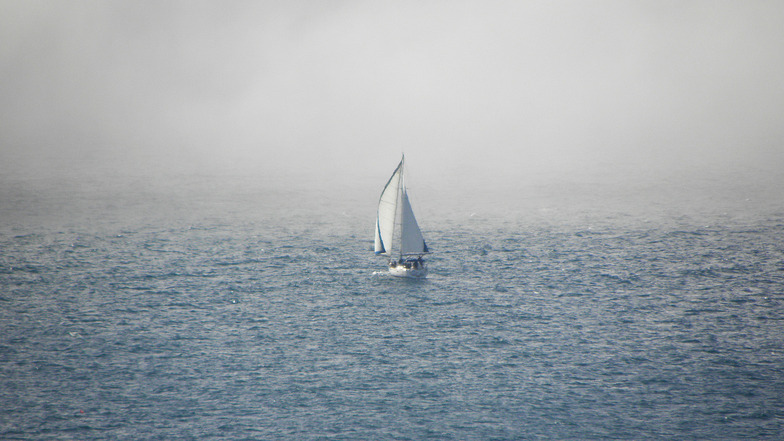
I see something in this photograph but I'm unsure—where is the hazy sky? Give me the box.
[2,0,783,186]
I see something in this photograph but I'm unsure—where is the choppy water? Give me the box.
[2,173,783,440]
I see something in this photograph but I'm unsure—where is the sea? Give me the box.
[1,168,783,440]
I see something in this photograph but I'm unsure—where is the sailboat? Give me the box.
[374,155,429,278]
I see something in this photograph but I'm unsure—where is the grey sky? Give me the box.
[2,0,783,186]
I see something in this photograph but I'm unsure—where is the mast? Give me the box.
[396,155,405,261]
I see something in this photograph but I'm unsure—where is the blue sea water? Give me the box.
[1,171,783,440]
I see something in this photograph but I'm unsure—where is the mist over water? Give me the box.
[2,158,781,238]
[2,1,784,439]
[2,1,784,184]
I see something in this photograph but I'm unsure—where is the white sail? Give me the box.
[374,159,402,255]
[399,190,428,255]
[375,155,429,278]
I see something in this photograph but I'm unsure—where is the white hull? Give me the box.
[389,263,427,278]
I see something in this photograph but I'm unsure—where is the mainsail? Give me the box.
[374,156,428,258]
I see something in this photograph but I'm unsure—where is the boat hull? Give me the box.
[388,264,427,278]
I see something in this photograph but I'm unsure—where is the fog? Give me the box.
[2,1,783,214]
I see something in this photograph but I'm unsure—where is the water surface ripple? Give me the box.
[1,186,783,440]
